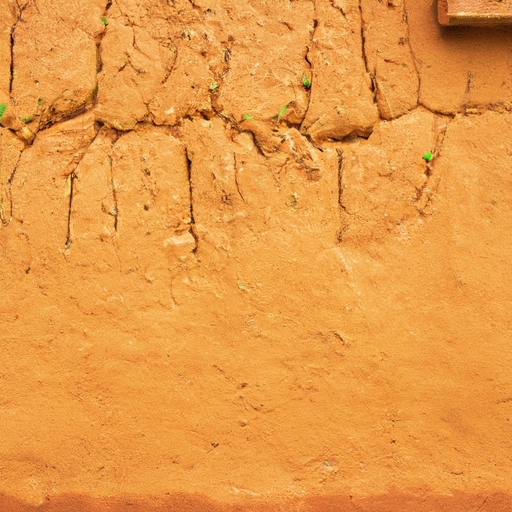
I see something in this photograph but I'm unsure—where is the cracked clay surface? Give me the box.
[2,0,512,510]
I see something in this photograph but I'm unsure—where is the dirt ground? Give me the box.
[1,0,512,510]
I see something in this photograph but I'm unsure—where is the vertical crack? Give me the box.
[463,70,472,113]
[2,151,23,225]
[95,0,113,85]
[64,127,102,248]
[162,47,178,85]
[233,154,246,203]
[65,171,76,248]
[358,1,372,84]
[9,0,32,100]
[336,148,348,243]
[104,0,112,15]
[402,0,421,107]
[185,147,198,253]
[415,116,450,214]
[299,1,317,132]
[358,0,380,110]
[465,71,472,94]
[9,23,15,97]
[337,149,344,209]
[209,38,234,122]
[108,155,118,232]
[330,0,347,19]
[0,197,6,226]
[9,4,20,98]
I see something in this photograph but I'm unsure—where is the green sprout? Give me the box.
[277,104,288,122]
[423,151,433,162]
[302,73,312,88]
[18,115,34,124]
[209,81,219,91]
[37,97,44,105]
[0,103,7,122]
[101,16,108,26]
[242,113,253,121]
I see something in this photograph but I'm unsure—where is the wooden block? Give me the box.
[438,0,512,26]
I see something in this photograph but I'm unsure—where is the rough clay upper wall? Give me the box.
[2,0,512,259]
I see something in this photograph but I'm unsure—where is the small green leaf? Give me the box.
[277,104,288,121]
[37,97,44,105]
[242,113,253,120]
[209,81,219,91]
[402,63,407,68]
[18,114,34,124]
[0,103,7,122]
[302,73,311,88]
[101,16,108,26]
[423,151,433,162]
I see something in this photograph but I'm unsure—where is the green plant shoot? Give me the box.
[101,16,108,26]
[242,113,253,120]
[19,115,33,124]
[423,151,433,162]
[0,103,7,122]
[277,104,288,121]
[302,73,311,88]
[209,82,219,91]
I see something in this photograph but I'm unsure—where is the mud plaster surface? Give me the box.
[1,0,512,510]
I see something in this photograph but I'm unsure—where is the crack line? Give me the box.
[64,126,103,248]
[336,148,349,243]
[233,154,246,203]
[298,0,317,134]
[65,171,76,248]
[415,115,451,214]
[185,147,198,252]
[108,155,119,232]
[402,0,421,108]
[358,0,377,105]
[2,150,24,225]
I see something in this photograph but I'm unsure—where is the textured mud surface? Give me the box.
[2,0,512,510]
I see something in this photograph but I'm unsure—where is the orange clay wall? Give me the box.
[1,0,512,510]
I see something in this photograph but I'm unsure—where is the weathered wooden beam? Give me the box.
[438,0,512,26]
